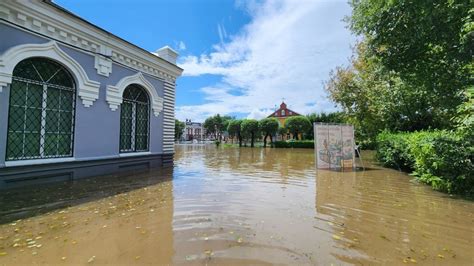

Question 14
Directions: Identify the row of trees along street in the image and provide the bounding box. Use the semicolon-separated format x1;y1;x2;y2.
199;113;345;148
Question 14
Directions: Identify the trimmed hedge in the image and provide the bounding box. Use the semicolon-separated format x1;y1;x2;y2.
274;140;314;149
376;130;474;195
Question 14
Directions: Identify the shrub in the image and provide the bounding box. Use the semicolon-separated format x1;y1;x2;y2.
375;131;414;171
274;140;314;149
376;130;474;195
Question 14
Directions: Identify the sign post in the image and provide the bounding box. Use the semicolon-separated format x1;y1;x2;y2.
314;123;355;170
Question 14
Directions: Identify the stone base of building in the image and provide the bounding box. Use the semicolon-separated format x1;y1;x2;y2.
0;153;174;189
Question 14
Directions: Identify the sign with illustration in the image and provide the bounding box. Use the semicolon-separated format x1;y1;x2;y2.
314;123;355;170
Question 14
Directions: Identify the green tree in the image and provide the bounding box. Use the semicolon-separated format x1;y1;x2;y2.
241;119;260;147
222;115;234;135
227;119;243;147
285;116;311;140
306;112;346;139
174;119;185;141
278;126;287;140
325;41;456;146
349;0;472;129
203;114;225;140
259;118;279;147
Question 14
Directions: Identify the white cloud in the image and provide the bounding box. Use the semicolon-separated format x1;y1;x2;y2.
176;0;354;122
177;41;186;51
217;23;228;44
247;108;272;120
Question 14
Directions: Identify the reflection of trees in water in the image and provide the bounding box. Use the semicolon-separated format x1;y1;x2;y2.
186;146;316;185
314;159;473;265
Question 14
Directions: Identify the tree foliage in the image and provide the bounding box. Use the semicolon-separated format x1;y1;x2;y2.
227;119;243;147
285;116;311;140
305;112;346;139
326;42;431;144
278;126;287;139
203;114;233;140
174;119;185;141
259;118;279;147
241;119;260;147
347;0;473;130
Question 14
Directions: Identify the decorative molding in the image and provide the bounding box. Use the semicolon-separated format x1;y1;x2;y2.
94;45;112;77
106;72;164;116
0;41;100;107
0;1;183;81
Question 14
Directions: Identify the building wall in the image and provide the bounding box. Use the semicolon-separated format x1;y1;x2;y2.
0;23;166;167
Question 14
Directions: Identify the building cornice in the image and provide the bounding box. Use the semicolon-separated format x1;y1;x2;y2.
0;0;183;82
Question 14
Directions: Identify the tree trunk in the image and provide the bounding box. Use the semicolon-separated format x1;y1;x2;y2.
238;134;242;147
270;134;273;147
251;132;255;147
263;134;267;148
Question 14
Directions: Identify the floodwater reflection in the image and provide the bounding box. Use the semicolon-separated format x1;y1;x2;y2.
0;145;473;265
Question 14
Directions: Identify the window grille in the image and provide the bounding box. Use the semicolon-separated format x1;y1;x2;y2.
120;85;149;153
6;58;76;161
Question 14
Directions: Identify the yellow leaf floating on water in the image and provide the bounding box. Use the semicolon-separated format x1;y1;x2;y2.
88;255;96;263
0;252;7;256
61;257;67;261
437;254;445;259
135;256;141;260
332;235;341;240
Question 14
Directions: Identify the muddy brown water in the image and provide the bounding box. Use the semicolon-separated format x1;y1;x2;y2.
0;145;472;265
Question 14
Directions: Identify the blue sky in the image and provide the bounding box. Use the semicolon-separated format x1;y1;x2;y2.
56;0;355;122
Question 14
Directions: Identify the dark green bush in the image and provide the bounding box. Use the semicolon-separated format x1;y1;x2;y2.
375;131;414;171
357;138;376;150
274;140;314;149
376;130;474;195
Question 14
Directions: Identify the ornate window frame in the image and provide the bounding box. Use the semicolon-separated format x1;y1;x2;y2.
0;41;100;107
106;72;164;117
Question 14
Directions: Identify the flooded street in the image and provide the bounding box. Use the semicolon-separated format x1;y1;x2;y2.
0;145;473;265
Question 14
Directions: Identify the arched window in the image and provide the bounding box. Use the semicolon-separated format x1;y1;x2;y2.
6;57;76;161
120;85;150;153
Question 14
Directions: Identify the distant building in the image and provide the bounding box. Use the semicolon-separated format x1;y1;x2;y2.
268;102;301;127
268;102;302;140
183;119;204;141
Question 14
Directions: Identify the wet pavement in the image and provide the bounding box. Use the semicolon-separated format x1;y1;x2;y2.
0;145;473;265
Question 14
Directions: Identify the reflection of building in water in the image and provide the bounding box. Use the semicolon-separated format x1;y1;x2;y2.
0;167;175;264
